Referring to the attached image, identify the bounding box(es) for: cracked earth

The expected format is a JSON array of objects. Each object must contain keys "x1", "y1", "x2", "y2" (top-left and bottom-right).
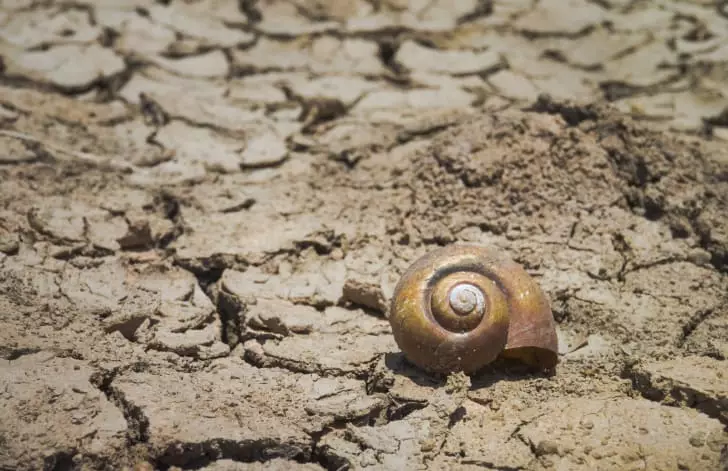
[{"x1": 1, "y1": 0, "x2": 728, "y2": 470}]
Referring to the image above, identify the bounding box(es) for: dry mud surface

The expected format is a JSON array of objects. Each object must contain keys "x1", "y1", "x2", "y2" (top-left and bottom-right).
[{"x1": 2, "y1": 0, "x2": 728, "y2": 470}]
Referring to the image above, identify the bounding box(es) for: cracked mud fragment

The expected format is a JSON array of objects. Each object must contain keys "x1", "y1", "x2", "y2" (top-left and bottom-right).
[
  {"x1": 0, "y1": 85, "x2": 130, "y2": 125},
  {"x1": 154, "y1": 121, "x2": 245, "y2": 174},
  {"x1": 0, "y1": 239, "x2": 227, "y2": 362},
  {"x1": 2, "y1": 43, "x2": 125, "y2": 90},
  {"x1": 27, "y1": 197, "x2": 128, "y2": 249},
  {"x1": 232, "y1": 37, "x2": 385, "y2": 76},
  {"x1": 517, "y1": 398, "x2": 727, "y2": 470},
  {"x1": 602, "y1": 41, "x2": 678, "y2": 88},
  {"x1": 109, "y1": 358, "x2": 383, "y2": 466},
  {"x1": 395, "y1": 40, "x2": 501, "y2": 75},
  {"x1": 256, "y1": 1, "x2": 339, "y2": 36},
  {"x1": 95, "y1": 8, "x2": 176, "y2": 55},
  {"x1": 344, "y1": 0, "x2": 487, "y2": 34},
  {"x1": 215, "y1": 242, "x2": 403, "y2": 315},
  {"x1": 219, "y1": 261, "x2": 344, "y2": 310},
  {"x1": 319, "y1": 372, "x2": 470, "y2": 469},
  {"x1": 123, "y1": 87, "x2": 288, "y2": 137},
  {"x1": 433, "y1": 400, "x2": 536, "y2": 470},
  {"x1": 547, "y1": 28, "x2": 651, "y2": 71},
  {"x1": 356, "y1": 86, "x2": 476, "y2": 110},
  {"x1": 145, "y1": 3, "x2": 254, "y2": 48},
  {"x1": 514, "y1": 0, "x2": 605, "y2": 36},
  {"x1": 682, "y1": 304, "x2": 728, "y2": 360},
  {"x1": 119, "y1": 67, "x2": 227, "y2": 106},
  {"x1": 171, "y1": 210, "x2": 326, "y2": 267},
  {"x1": 105, "y1": 265, "x2": 230, "y2": 359},
  {"x1": 238, "y1": 296, "x2": 395, "y2": 377},
  {"x1": 240, "y1": 132, "x2": 289, "y2": 169},
  {"x1": 284, "y1": 75, "x2": 380, "y2": 107},
  {"x1": 0, "y1": 134, "x2": 35, "y2": 163},
  {"x1": 150, "y1": 50, "x2": 230, "y2": 79},
  {"x1": 182, "y1": 0, "x2": 250, "y2": 23},
  {"x1": 487, "y1": 70, "x2": 539, "y2": 102},
  {"x1": 629, "y1": 356, "x2": 728, "y2": 425},
  {"x1": 309, "y1": 118, "x2": 402, "y2": 160},
  {"x1": 0, "y1": 352, "x2": 127, "y2": 471},
  {"x1": 0, "y1": 7, "x2": 100, "y2": 48}
]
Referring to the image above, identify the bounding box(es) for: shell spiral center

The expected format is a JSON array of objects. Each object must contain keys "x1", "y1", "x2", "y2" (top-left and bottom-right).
[
  {"x1": 430, "y1": 273, "x2": 490, "y2": 333},
  {"x1": 448, "y1": 283, "x2": 485, "y2": 316}
]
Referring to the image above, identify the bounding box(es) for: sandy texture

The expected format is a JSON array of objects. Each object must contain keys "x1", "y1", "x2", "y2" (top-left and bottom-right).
[{"x1": 1, "y1": 0, "x2": 728, "y2": 470}]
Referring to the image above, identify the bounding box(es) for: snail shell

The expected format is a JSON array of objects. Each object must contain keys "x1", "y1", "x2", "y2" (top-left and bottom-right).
[{"x1": 389, "y1": 244, "x2": 558, "y2": 374}]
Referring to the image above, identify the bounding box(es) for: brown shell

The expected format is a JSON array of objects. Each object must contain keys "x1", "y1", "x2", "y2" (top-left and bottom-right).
[{"x1": 388, "y1": 244, "x2": 558, "y2": 374}]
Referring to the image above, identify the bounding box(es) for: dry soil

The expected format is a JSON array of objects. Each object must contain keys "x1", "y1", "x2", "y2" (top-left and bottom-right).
[{"x1": 1, "y1": 1, "x2": 728, "y2": 470}]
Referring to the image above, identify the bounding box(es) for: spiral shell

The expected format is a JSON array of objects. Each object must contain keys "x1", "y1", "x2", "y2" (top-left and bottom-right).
[{"x1": 388, "y1": 244, "x2": 558, "y2": 374}]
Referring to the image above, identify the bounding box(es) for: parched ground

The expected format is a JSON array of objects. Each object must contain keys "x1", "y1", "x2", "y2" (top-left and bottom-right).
[{"x1": 1, "y1": 1, "x2": 728, "y2": 470}]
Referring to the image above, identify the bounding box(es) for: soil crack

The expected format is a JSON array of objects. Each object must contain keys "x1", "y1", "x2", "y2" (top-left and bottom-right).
[
  {"x1": 460, "y1": 459, "x2": 526, "y2": 471},
  {"x1": 621, "y1": 360, "x2": 728, "y2": 426},
  {"x1": 678, "y1": 307, "x2": 717, "y2": 348},
  {"x1": 90, "y1": 365, "x2": 151, "y2": 445},
  {"x1": 152, "y1": 437, "x2": 311, "y2": 469}
]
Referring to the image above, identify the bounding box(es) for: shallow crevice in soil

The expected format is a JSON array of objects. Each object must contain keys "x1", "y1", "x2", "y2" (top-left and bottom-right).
[
  {"x1": 457, "y1": 0, "x2": 494, "y2": 25},
  {"x1": 91, "y1": 366, "x2": 151, "y2": 445},
  {"x1": 311, "y1": 442, "x2": 352, "y2": 471},
  {"x1": 0, "y1": 346, "x2": 42, "y2": 360},
  {"x1": 174, "y1": 255, "x2": 246, "y2": 280},
  {"x1": 243, "y1": 346, "x2": 361, "y2": 379},
  {"x1": 458, "y1": 459, "x2": 527, "y2": 471},
  {"x1": 621, "y1": 363, "x2": 728, "y2": 427},
  {"x1": 42, "y1": 450, "x2": 76, "y2": 471},
  {"x1": 151, "y1": 438, "x2": 313, "y2": 470},
  {"x1": 239, "y1": 0, "x2": 262, "y2": 23},
  {"x1": 521, "y1": 24, "x2": 597, "y2": 41},
  {"x1": 154, "y1": 191, "x2": 185, "y2": 249},
  {"x1": 377, "y1": 37, "x2": 404, "y2": 76},
  {"x1": 309, "y1": 406, "x2": 393, "y2": 470},
  {"x1": 678, "y1": 307, "x2": 717, "y2": 348},
  {"x1": 526, "y1": 94, "x2": 611, "y2": 127},
  {"x1": 211, "y1": 279, "x2": 244, "y2": 348},
  {"x1": 384, "y1": 400, "x2": 429, "y2": 422}
]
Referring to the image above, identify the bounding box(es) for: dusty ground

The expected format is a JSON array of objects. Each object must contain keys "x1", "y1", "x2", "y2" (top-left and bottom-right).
[{"x1": 1, "y1": 0, "x2": 728, "y2": 470}]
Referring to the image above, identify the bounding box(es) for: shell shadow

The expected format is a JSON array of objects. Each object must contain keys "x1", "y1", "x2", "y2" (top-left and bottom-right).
[
  {"x1": 383, "y1": 352, "x2": 445, "y2": 388},
  {"x1": 385, "y1": 352, "x2": 555, "y2": 390},
  {"x1": 469, "y1": 357, "x2": 556, "y2": 391}
]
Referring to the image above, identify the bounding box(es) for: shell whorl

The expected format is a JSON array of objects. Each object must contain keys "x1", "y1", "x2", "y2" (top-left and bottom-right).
[{"x1": 389, "y1": 244, "x2": 558, "y2": 374}]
